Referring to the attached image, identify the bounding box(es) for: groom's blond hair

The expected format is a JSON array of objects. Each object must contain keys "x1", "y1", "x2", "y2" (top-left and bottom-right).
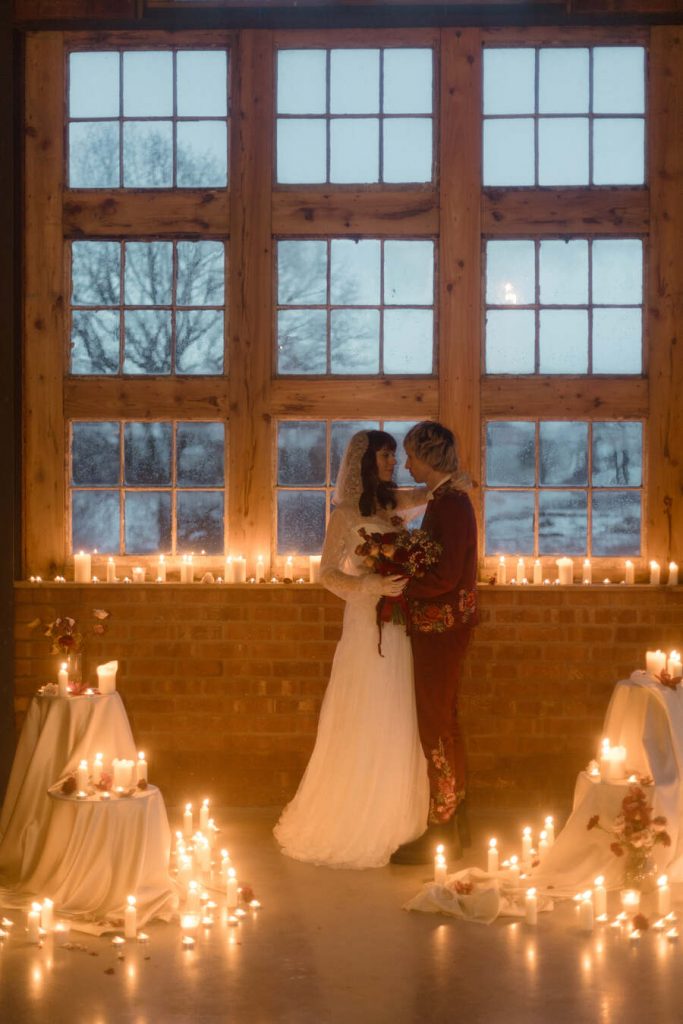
[{"x1": 404, "y1": 421, "x2": 459, "y2": 473}]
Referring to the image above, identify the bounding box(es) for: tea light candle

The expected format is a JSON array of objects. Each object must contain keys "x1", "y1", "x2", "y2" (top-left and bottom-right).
[
  {"x1": 579, "y1": 893, "x2": 594, "y2": 932},
  {"x1": 92, "y1": 752, "x2": 104, "y2": 786},
  {"x1": 308, "y1": 555, "x2": 321, "y2": 583},
  {"x1": 516, "y1": 558, "x2": 525, "y2": 584},
  {"x1": 556, "y1": 557, "x2": 574, "y2": 585},
  {"x1": 182, "y1": 936, "x2": 195, "y2": 950},
  {"x1": 646, "y1": 650, "x2": 667, "y2": 675},
  {"x1": 73, "y1": 550, "x2": 91, "y2": 583},
  {"x1": 544, "y1": 816, "x2": 555, "y2": 846},
  {"x1": 582, "y1": 559, "x2": 592, "y2": 584},
  {"x1": 183, "y1": 803, "x2": 193, "y2": 838},
  {"x1": 667, "y1": 927, "x2": 679, "y2": 942},
  {"x1": 521, "y1": 827, "x2": 533, "y2": 867},
  {"x1": 199, "y1": 798, "x2": 210, "y2": 833},
  {"x1": 668, "y1": 562, "x2": 679, "y2": 587},
  {"x1": 156, "y1": 555, "x2": 166, "y2": 582},
  {"x1": 27, "y1": 903, "x2": 42, "y2": 943},
  {"x1": 525, "y1": 888, "x2": 538, "y2": 927},
  {"x1": 434, "y1": 853, "x2": 448, "y2": 886},
  {"x1": 487, "y1": 838, "x2": 499, "y2": 874},
  {"x1": 497, "y1": 556, "x2": 507, "y2": 584},
  {"x1": 106, "y1": 557, "x2": 116, "y2": 582},
  {"x1": 624, "y1": 560, "x2": 635, "y2": 585},
  {"x1": 136, "y1": 752, "x2": 147, "y2": 784},
  {"x1": 657, "y1": 876, "x2": 671, "y2": 916},
  {"x1": 76, "y1": 759, "x2": 89, "y2": 791},
  {"x1": 532, "y1": 560, "x2": 542, "y2": 585},
  {"x1": 57, "y1": 662, "x2": 69, "y2": 697},
  {"x1": 132, "y1": 566, "x2": 145, "y2": 583},
  {"x1": 40, "y1": 899, "x2": 54, "y2": 932},
  {"x1": 593, "y1": 876, "x2": 607, "y2": 917},
  {"x1": 621, "y1": 889, "x2": 641, "y2": 912},
  {"x1": 226, "y1": 867, "x2": 239, "y2": 909},
  {"x1": 667, "y1": 651, "x2": 682, "y2": 679},
  {"x1": 124, "y1": 896, "x2": 137, "y2": 939},
  {"x1": 650, "y1": 560, "x2": 661, "y2": 585}
]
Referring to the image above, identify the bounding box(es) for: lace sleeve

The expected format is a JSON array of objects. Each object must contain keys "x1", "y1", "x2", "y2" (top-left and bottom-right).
[{"x1": 320, "y1": 508, "x2": 386, "y2": 600}]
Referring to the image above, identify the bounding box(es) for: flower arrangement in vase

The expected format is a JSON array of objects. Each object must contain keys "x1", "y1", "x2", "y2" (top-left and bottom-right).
[{"x1": 588, "y1": 784, "x2": 671, "y2": 890}]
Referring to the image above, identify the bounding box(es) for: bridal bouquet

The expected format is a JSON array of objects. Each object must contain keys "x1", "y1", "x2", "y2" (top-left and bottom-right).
[{"x1": 587, "y1": 784, "x2": 671, "y2": 888}]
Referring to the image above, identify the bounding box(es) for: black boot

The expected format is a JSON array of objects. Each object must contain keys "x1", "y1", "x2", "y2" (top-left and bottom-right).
[{"x1": 390, "y1": 820, "x2": 463, "y2": 866}]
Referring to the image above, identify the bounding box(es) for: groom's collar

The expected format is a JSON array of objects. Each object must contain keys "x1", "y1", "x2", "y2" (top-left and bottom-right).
[{"x1": 426, "y1": 474, "x2": 452, "y2": 501}]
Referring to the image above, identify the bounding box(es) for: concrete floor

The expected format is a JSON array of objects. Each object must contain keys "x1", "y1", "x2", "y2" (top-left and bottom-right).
[{"x1": 1, "y1": 808, "x2": 681, "y2": 1024}]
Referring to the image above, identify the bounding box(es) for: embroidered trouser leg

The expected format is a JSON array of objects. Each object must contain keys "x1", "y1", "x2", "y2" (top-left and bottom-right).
[{"x1": 411, "y1": 628, "x2": 472, "y2": 824}]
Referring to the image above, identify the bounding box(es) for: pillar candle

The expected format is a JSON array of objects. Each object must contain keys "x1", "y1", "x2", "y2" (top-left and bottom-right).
[
  {"x1": 225, "y1": 557, "x2": 235, "y2": 583},
  {"x1": 226, "y1": 867, "x2": 239, "y2": 909},
  {"x1": 607, "y1": 746, "x2": 626, "y2": 781},
  {"x1": 76, "y1": 759, "x2": 89, "y2": 791},
  {"x1": 579, "y1": 894, "x2": 594, "y2": 932},
  {"x1": 285, "y1": 556, "x2": 294, "y2": 578},
  {"x1": 92, "y1": 753, "x2": 103, "y2": 786},
  {"x1": 40, "y1": 899, "x2": 54, "y2": 932},
  {"x1": 183, "y1": 803, "x2": 193, "y2": 838},
  {"x1": 106, "y1": 557, "x2": 116, "y2": 583},
  {"x1": 624, "y1": 560, "x2": 635, "y2": 585},
  {"x1": 308, "y1": 555, "x2": 321, "y2": 583},
  {"x1": 657, "y1": 876, "x2": 671, "y2": 916},
  {"x1": 593, "y1": 876, "x2": 607, "y2": 917},
  {"x1": 434, "y1": 853, "x2": 448, "y2": 886},
  {"x1": 599, "y1": 739, "x2": 611, "y2": 779},
  {"x1": 521, "y1": 827, "x2": 533, "y2": 868},
  {"x1": 646, "y1": 650, "x2": 667, "y2": 675},
  {"x1": 537, "y1": 830, "x2": 549, "y2": 863},
  {"x1": 525, "y1": 888, "x2": 538, "y2": 927},
  {"x1": 497, "y1": 556, "x2": 507, "y2": 585},
  {"x1": 58, "y1": 662, "x2": 69, "y2": 697},
  {"x1": 667, "y1": 651, "x2": 682, "y2": 679},
  {"x1": 508, "y1": 855, "x2": 520, "y2": 884},
  {"x1": 27, "y1": 903, "x2": 41, "y2": 943},
  {"x1": 556, "y1": 558, "x2": 573, "y2": 585},
  {"x1": 132, "y1": 566, "x2": 145, "y2": 583},
  {"x1": 233, "y1": 557, "x2": 247, "y2": 583},
  {"x1": 124, "y1": 896, "x2": 137, "y2": 939},
  {"x1": 180, "y1": 556, "x2": 194, "y2": 583},
  {"x1": 516, "y1": 558, "x2": 525, "y2": 584},
  {"x1": 178, "y1": 856, "x2": 192, "y2": 890},
  {"x1": 96, "y1": 660, "x2": 118, "y2": 694},
  {"x1": 582, "y1": 559, "x2": 592, "y2": 584},
  {"x1": 73, "y1": 550, "x2": 91, "y2": 583},
  {"x1": 157, "y1": 555, "x2": 166, "y2": 582},
  {"x1": 650, "y1": 561, "x2": 661, "y2": 585},
  {"x1": 256, "y1": 555, "x2": 265, "y2": 579},
  {"x1": 186, "y1": 881, "x2": 201, "y2": 914},
  {"x1": 544, "y1": 816, "x2": 555, "y2": 846},
  {"x1": 532, "y1": 560, "x2": 542, "y2": 585},
  {"x1": 487, "y1": 838, "x2": 499, "y2": 874},
  {"x1": 136, "y1": 752, "x2": 148, "y2": 784},
  {"x1": 669, "y1": 562, "x2": 679, "y2": 587},
  {"x1": 199, "y1": 799, "x2": 210, "y2": 833}
]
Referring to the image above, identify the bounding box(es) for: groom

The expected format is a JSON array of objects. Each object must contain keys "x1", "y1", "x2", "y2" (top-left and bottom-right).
[{"x1": 391, "y1": 421, "x2": 478, "y2": 864}]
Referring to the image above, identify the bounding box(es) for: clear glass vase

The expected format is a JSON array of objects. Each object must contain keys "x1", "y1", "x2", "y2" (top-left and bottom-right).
[
  {"x1": 66, "y1": 652, "x2": 82, "y2": 687},
  {"x1": 623, "y1": 849, "x2": 656, "y2": 893}
]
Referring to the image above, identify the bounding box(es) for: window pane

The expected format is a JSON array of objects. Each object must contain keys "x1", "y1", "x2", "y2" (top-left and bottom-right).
[
  {"x1": 123, "y1": 309, "x2": 172, "y2": 374},
  {"x1": 383, "y1": 118, "x2": 432, "y2": 183},
  {"x1": 486, "y1": 421, "x2": 535, "y2": 486},
  {"x1": 277, "y1": 119, "x2": 326, "y2": 184},
  {"x1": 483, "y1": 49, "x2": 535, "y2": 115},
  {"x1": 277, "y1": 50, "x2": 326, "y2": 115},
  {"x1": 486, "y1": 241, "x2": 535, "y2": 306},
  {"x1": 72, "y1": 490, "x2": 120, "y2": 554},
  {"x1": 330, "y1": 118, "x2": 379, "y2": 183},
  {"x1": 330, "y1": 309, "x2": 379, "y2": 373},
  {"x1": 124, "y1": 422, "x2": 172, "y2": 485},
  {"x1": 593, "y1": 119, "x2": 644, "y2": 185},
  {"x1": 384, "y1": 309, "x2": 433, "y2": 374},
  {"x1": 177, "y1": 491, "x2": 224, "y2": 554},
  {"x1": 72, "y1": 242, "x2": 121, "y2": 306},
  {"x1": 176, "y1": 310, "x2": 224, "y2": 374},
  {"x1": 177, "y1": 51, "x2": 228, "y2": 117},
  {"x1": 485, "y1": 310, "x2": 535, "y2": 374},
  {"x1": 383, "y1": 49, "x2": 432, "y2": 115},
  {"x1": 592, "y1": 240, "x2": 643, "y2": 305},
  {"x1": 538, "y1": 490, "x2": 587, "y2": 555},
  {"x1": 278, "y1": 241, "x2": 327, "y2": 306},
  {"x1": 123, "y1": 122, "x2": 173, "y2": 188},
  {"x1": 483, "y1": 119, "x2": 535, "y2": 186},
  {"x1": 539, "y1": 310, "x2": 588, "y2": 374},
  {"x1": 177, "y1": 121, "x2": 228, "y2": 188},
  {"x1": 124, "y1": 242, "x2": 173, "y2": 306},
  {"x1": 592, "y1": 309, "x2": 641, "y2": 374},
  {"x1": 384, "y1": 241, "x2": 433, "y2": 306},
  {"x1": 331, "y1": 240, "x2": 380, "y2": 306},
  {"x1": 485, "y1": 491, "x2": 535, "y2": 555},
  {"x1": 72, "y1": 422, "x2": 120, "y2": 485},
  {"x1": 593, "y1": 47, "x2": 645, "y2": 114},
  {"x1": 277, "y1": 309, "x2": 327, "y2": 374},
  {"x1": 539, "y1": 118, "x2": 589, "y2": 186},
  {"x1": 69, "y1": 52, "x2": 120, "y2": 118},
  {"x1": 539, "y1": 240, "x2": 588, "y2": 305},
  {"x1": 177, "y1": 422, "x2": 225, "y2": 486},
  {"x1": 592, "y1": 422, "x2": 642, "y2": 486},
  {"x1": 539, "y1": 48, "x2": 589, "y2": 114},
  {"x1": 539, "y1": 421, "x2": 588, "y2": 486},
  {"x1": 71, "y1": 310, "x2": 119, "y2": 374},
  {"x1": 125, "y1": 491, "x2": 172, "y2": 554},
  {"x1": 123, "y1": 52, "x2": 173, "y2": 117},
  {"x1": 592, "y1": 491, "x2": 641, "y2": 556},
  {"x1": 177, "y1": 241, "x2": 225, "y2": 306},
  {"x1": 384, "y1": 421, "x2": 420, "y2": 486},
  {"x1": 277, "y1": 422, "x2": 326, "y2": 485},
  {"x1": 330, "y1": 421, "x2": 377, "y2": 483},
  {"x1": 69, "y1": 122, "x2": 120, "y2": 189},
  {"x1": 277, "y1": 491, "x2": 326, "y2": 555},
  {"x1": 330, "y1": 49, "x2": 379, "y2": 114}
]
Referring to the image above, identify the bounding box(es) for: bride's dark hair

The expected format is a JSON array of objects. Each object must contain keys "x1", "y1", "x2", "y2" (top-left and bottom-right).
[{"x1": 359, "y1": 430, "x2": 398, "y2": 517}]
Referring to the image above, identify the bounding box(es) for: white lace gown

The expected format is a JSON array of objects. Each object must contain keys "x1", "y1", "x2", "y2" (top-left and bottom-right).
[{"x1": 274, "y1": 498, "x2": 430, "y2": 869}]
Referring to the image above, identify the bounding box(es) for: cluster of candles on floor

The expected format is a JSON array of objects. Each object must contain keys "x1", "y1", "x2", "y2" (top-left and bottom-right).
[
  {"x1": 0, "y1": 903, "x2": 71, "y2": 946},
  {"x1": 495, "y1": 556, "x2": 679, "y2": 587},
  {"x1": 67, "y1": 751, "x2": 148, "y2": 799},
  {"x1": 433, "y1": 815, "x2": 556, "y2": 889}
]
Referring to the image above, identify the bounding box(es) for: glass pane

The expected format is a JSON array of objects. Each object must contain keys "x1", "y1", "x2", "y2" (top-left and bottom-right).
[
  {"x1": 330, "y1": 309, "x2": 379, "y2": 373},
  {"x1": 69, "y1": 52, "x2": 120, "y2": 118},
  {"x1": 593, "y1": 47, "x2": 645, "y2": 114},
  {"x1": 123, "y1": 310, "x2": 172, "y2": 374},
  {"x1": 277, "y1": 490, "x2": 326, "y2": 555},
  {"x1": 485, "y1": 491, "x2": 535, "y2": 555},
  {"x1": 384, "y1": 421, "x2": 420, "y2": 487},
  {"x1": 330, "y1": 119, "x2": 379, "y2": 183},
  {"x1": 176, "y1": 310, "x2": 224, "y2": 374},
  {"x1": 384, "y1": 241, "x2": 433, "y2": 306},
  {"x1": 486, "y1": 241, "x2": 535, "y2": 306},
  {"x1": 539, "y1": 240, "x2": 588, "y2": 306},
  {"x1": 177, "y1": 491, "x2": 224, "y2": 554},
  {"x1": 71, "y1": 422, "x2": 120, "y2": 485},
  {"x1": 539, "y1": 310, "x2": 588, "y2": 374},
  {"x1": 593, "y1": 119, "x2": 644, "y2": 185},
  {"x1": 383, "y1": 49, "x2": 432, "y2": 114},
  {"x1": 383, "y1": 118, "x2": 432, "y2": 184},
  {"x1": 592, "y1": 309, "x2": 642, "y2": 375},
  {"x1": 124, "y1": 491, "x2": 172, "y2": 554},
  {"x1": 72, "y1": 490, "x2": 120, "y2": 554},
  {"x1": 331, "y1": 240, "x2": 380, "y2": 306},
  {"x1": 538, "y1": 117, "x2": 589, "y2": 186},
  {"x1": 177, "y1": 241, "x2": 225, "y2": 306},
  {"x1": 538, "y1": 490, "x2": 587, "y2": 555},
  {"x1": 539, "y1": 421, "x2": 588, "y2": 485},
  {"x1": 177, "y1": 50, "x2": 228, "y2": 117},
  {"x1": 71, "y1": 310, "x2": 119, "y2": 374},
  {"x1": 124, "y1": 242, "x2": 172, "y2": 306},
  {"x1": 330, "y1": 49, "x2": 379, "y2": 114},
  {"x1": 278, "y1": 241, "x2": 327, "y2": 306},
  {"x1": 592, "y1": 491, "x2": 641, "y2": 556},
  {"x1": 485, "y1": 421, "x2": 535, "y2": 486},
  {"x1": 177, "y1": 422, "x2": 225, "y2": 486},
  {"x1": 123, "y1": 121, "x2": 173, "y2": 188},
  {"x1": 592, "y1": 422, "x2": 642, "y2": 486},
  {"x1": 123, "y1": 52, "x2": 173, "y2": 117},
  {"x1": 539, "y1": 48, "x2": 589, "y2": 114},
  {"x1": 277, "y1": 119, "x2": 326, "y2": 184},
  {"x1": 483, "y1": 49, "x2": 535, "y2": 115},
  {"x1": 277, "y1": 309, "x2": 327, "y2": 374},
  {"x1": 277, "y1": 50, "x2": 327, "y2": 115},
  {"x1": 177, "y1": 121, "x2": 228, "y2": 187},
  {"x1": 71, "y1": 242, "x2": 121, "y2": 306},
  {"x1": 69, "y1": 122, "x2": 120, "y2": 189},
  {"x1": 384, "y1": 309, "x2": 433, "y2": 374},
  {"x1": 277, "y1": 421, "x2": 326, "y2": 485},
  {"x1": 485, "y1": 310, "x2": 535, "y2": 374},
  {"x1": 124, "y1": 422, "x2": 172, "y2": 485},
  {"x1": 483, "y1": 119, "x2": 535, "y2": 186},
  {"x1": 592, "y1": 239, "x2": 643, "y2": 305},
  {"x1": 330, "y1": 420, "x2": 377, "y2": 483}
]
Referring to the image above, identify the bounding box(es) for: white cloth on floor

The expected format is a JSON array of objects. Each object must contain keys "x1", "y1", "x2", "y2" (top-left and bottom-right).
[{"x1": 404, "y1": 867, "x2": 553, "y2": 923}]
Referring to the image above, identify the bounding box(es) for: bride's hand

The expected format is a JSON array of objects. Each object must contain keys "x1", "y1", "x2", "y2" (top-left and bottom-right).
[{"x1": 361, "y1": 574, "x2": 408, "y2": 597}]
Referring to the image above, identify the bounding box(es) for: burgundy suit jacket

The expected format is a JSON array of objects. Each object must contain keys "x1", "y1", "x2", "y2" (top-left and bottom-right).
[{"x1": 406, "y1": 479, "x2": 478, "y2": 633}]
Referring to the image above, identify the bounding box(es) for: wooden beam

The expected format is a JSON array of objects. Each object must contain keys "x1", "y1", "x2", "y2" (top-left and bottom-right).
[
  {"x1": 481, "y1": 376, "x2": 649, "y2": 418},
  {"x1": 64, "y1": 192, "x2": 230, "y2": 238},
  {"x1": 16, "y1": 0, "x2": 136, "y2": 19},
  {"x1": 272, "y1": 189, "x2": 438, "y2": 237},
  {"x1": 272, "y1": 27, "x2": 440, "y2": 47},
  {"x1": 482, "y1": 25, "x2": 650, "y2": 45},
  {"x1": 483, "y1": 188, "x2": 649, "y2": 236},
  {"x1": 64, "y1": 379, "x2": 230, "y2": 420},
  {"x1": 270, "y1": 378, "x2": 438, "y2": 417}
]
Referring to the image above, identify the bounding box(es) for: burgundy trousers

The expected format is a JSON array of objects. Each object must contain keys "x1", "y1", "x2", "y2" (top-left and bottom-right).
[{"x1": 410, "y1": 627, "x2": 472, "y2": 825}]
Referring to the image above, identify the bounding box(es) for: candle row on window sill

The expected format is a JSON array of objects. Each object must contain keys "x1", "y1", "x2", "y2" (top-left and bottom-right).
[{"x1": 495, "y1": 557, "x2": 679, "y2": 586}]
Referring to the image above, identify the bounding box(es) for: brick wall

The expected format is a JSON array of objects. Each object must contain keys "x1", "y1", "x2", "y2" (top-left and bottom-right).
[{"x1": 12, "y1": 583, "x2": 683, "y2": 815}]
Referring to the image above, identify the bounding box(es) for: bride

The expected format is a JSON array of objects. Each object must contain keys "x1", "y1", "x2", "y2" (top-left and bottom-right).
[{"x1": 274, "y1": 429, "x2": 430, "y2": 868}]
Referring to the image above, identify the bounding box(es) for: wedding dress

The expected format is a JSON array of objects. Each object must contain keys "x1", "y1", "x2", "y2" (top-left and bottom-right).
[{"x1": 274, "y1": 433, "x2": 430, "y2": 869}]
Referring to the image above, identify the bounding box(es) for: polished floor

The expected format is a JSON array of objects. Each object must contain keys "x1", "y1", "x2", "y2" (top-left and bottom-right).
[{"x1": 1, "y1": 807, "x2": 681, "y2": 1024}]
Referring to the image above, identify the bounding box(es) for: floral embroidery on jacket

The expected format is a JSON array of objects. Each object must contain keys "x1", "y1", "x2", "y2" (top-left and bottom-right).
[
  {"x1": 458, "y1": 588, "x2": 477, "y2": 625},
  {"x1": 410, "y1": 602, "x2": 456, "y2": 634},
  {"x1": 428, "y1": 739, "x2": 465, "y2": 823}
]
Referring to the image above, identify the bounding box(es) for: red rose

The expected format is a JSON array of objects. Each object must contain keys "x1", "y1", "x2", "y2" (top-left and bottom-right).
[
  {"x1": 633, "y1": 913, "x2": 649, "y2": 932},
  {"x1": 587, "y1": 815, "x2": 600, "y2": 830},
  {"x1": 610, "y1": 842, "x2": 624, "y2": 857}
]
